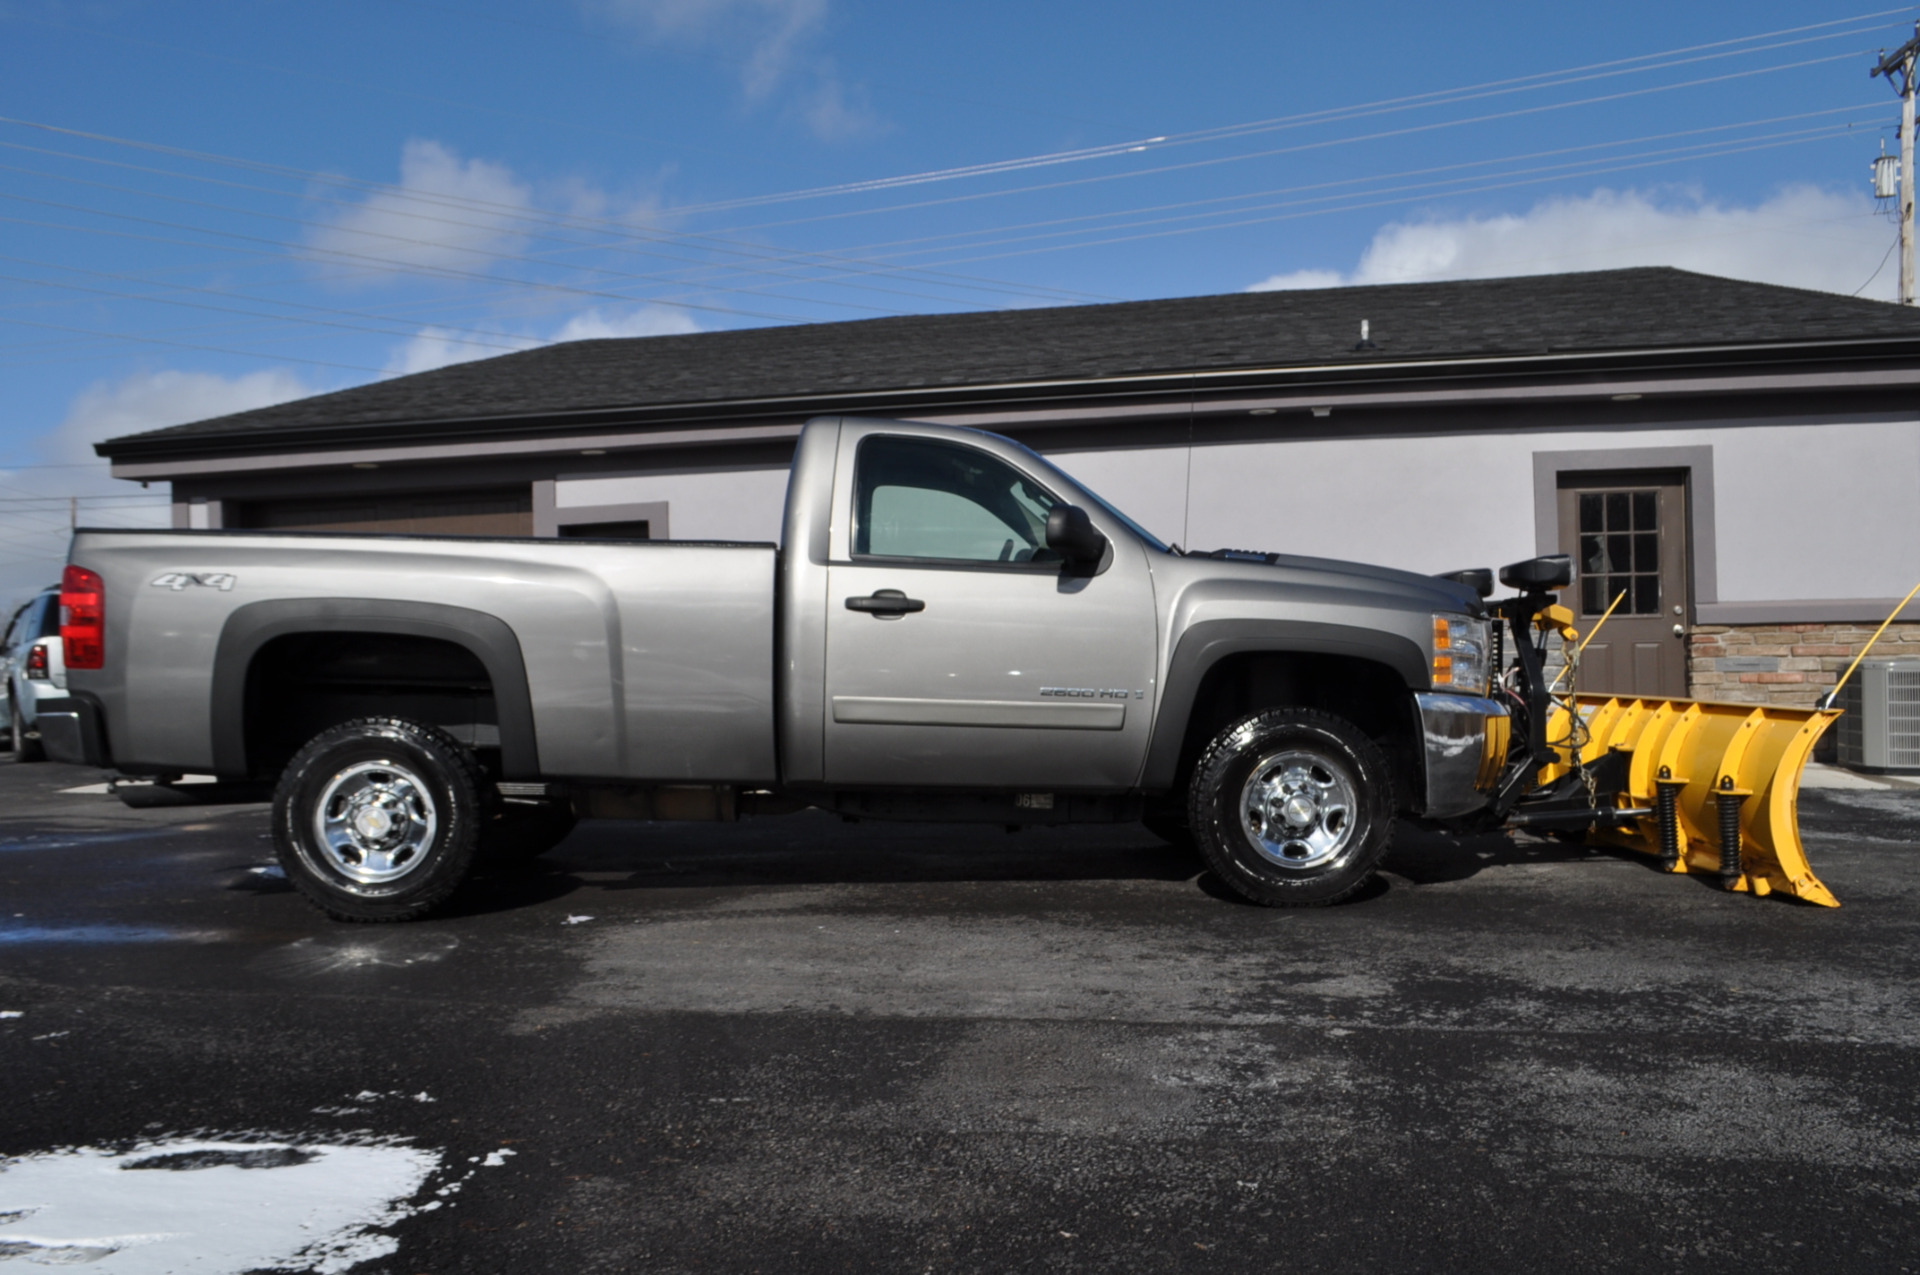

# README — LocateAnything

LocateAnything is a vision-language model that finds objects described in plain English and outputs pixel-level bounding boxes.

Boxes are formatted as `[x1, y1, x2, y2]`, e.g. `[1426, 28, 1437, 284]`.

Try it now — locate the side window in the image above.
[854, 436, 1062, 564]
[2, 602, 29, 651]
[34, 595, 60, 639]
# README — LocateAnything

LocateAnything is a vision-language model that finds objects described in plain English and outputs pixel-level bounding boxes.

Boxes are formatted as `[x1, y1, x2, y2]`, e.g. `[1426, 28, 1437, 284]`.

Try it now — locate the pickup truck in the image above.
[39, 415, 1512, 921]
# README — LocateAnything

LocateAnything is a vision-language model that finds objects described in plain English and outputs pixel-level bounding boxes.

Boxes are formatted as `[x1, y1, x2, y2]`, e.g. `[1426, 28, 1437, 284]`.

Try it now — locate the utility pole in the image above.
[1873, 24, 1920, 304]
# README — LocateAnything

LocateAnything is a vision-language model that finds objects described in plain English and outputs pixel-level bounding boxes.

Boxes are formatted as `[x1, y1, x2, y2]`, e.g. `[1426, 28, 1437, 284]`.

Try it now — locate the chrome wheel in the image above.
[1239, 749, 1357, 870]
[312, 760, 439, 884]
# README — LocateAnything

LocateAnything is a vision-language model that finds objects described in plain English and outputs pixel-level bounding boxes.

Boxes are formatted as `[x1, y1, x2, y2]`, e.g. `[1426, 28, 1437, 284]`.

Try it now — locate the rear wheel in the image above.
[1187, 708, 1393, 907]
[10, 693, 43, 763]
[272, 718, 487, 922]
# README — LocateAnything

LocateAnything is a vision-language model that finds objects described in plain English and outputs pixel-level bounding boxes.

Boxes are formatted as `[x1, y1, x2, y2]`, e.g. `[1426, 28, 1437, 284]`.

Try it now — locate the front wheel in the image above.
[273, 718, 488, 922]
[1186, 708, 1394, 907]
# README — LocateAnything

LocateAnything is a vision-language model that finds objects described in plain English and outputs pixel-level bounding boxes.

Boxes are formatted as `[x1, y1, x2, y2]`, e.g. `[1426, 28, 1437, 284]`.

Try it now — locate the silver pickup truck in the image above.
[41, 416, 1511, 921]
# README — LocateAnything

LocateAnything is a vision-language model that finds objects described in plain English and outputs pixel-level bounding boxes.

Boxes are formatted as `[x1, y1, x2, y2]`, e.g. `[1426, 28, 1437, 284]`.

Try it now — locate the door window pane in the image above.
[1570, 486, 1665, 616]
[855, 436, 1062, 563]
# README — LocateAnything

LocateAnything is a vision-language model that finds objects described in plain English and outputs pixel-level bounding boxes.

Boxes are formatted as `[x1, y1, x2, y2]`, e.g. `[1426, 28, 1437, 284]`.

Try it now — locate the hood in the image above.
[1181, 548, 1486, 615]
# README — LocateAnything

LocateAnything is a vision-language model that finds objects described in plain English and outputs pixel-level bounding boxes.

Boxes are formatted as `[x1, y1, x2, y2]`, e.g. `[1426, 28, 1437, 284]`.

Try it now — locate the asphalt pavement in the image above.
[2, 754, 1919, 1273]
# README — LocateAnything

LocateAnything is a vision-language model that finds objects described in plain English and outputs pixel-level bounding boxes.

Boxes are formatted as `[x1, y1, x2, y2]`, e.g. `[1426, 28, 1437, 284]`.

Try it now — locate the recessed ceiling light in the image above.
[1248, 408, 1277, 416]
[1611, 393, 1643, 402]
[580, 448, 607, 455]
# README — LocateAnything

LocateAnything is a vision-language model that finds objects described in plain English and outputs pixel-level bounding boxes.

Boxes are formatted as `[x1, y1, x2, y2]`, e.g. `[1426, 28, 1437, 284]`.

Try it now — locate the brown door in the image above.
[1556, 472, 1689, 698]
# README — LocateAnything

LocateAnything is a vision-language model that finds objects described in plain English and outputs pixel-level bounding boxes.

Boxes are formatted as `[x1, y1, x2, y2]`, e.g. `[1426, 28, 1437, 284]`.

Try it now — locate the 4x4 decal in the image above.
[151, 572, 237, 592]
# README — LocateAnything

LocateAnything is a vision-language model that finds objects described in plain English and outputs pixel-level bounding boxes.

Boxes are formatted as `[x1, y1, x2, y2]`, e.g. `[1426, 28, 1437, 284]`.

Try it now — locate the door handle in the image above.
[1672, 624, 1685, 637]
[845, 589, 925, 618]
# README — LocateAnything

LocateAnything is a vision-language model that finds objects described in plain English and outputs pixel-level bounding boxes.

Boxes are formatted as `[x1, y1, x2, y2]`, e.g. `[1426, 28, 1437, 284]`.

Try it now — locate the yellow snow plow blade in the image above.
[1540, 696, 1841, 907]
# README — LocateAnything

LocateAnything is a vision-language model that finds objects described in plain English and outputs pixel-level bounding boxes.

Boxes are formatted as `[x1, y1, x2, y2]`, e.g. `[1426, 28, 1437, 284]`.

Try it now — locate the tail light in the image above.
[24, 644, 49, 679]
[60, 564, 104, 670]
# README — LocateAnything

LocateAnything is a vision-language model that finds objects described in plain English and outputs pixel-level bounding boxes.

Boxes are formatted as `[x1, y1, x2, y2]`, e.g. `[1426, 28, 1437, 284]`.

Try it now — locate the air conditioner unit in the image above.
[1835, 658, 1920, 773]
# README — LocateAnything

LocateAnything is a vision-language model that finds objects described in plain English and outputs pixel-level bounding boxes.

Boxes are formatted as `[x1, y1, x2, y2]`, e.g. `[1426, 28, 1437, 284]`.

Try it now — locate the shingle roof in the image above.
[100, 267, 1920, 457]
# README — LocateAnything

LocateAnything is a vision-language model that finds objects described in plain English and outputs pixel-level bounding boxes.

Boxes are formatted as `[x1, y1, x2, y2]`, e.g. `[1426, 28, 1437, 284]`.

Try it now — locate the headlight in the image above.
[1431, 614, 1491, 694]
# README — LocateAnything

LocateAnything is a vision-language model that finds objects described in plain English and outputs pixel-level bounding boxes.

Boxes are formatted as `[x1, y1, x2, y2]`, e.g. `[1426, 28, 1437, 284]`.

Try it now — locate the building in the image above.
[97, 267, 1920, 706]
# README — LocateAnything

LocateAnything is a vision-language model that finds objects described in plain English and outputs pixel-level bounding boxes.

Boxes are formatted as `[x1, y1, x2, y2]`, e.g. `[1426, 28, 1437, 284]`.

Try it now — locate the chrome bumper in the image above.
[1413, 692, 1510, 819]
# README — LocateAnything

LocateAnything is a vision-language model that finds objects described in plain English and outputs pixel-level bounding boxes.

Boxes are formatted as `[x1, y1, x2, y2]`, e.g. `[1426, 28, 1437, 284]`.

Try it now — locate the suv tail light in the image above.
[60, 564, 104, 670]
[24, 643, 49, 679]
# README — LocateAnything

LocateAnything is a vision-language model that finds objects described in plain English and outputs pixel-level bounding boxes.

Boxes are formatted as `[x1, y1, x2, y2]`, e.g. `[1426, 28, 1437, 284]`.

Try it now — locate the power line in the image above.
[710, 50, 1878, 240]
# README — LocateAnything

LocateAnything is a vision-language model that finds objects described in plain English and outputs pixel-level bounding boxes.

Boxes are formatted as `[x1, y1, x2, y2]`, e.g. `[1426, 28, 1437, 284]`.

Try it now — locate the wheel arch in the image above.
[211, 599, 539, 780]
[1144, 620, 1426, 796]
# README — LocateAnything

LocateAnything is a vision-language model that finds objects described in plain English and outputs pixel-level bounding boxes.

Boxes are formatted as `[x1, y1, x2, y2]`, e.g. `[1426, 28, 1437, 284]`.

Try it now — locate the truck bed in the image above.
[70, 528, 780, 783]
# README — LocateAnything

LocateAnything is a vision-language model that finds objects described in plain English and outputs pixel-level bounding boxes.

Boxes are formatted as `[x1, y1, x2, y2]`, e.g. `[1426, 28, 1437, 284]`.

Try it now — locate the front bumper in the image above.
[1412, 692, 1510, 819]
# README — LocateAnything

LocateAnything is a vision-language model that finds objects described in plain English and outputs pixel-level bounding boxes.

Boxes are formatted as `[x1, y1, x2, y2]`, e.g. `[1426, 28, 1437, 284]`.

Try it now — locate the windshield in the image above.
[1005, 440, 1173, 554]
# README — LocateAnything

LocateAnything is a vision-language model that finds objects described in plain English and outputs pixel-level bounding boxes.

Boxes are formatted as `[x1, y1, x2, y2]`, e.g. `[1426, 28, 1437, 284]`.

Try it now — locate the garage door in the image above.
[237, 489, 533, 537]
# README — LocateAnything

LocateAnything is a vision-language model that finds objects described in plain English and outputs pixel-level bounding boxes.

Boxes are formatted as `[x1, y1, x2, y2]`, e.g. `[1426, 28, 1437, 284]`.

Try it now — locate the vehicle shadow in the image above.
[441, 810, 1205, 916]
[439, 809, 1673, 918]
[1382, 819, 1658, 886]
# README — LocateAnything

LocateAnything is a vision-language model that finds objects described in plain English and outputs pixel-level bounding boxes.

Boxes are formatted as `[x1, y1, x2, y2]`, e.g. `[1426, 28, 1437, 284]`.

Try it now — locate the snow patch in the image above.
[0, 1138, 439, 1274]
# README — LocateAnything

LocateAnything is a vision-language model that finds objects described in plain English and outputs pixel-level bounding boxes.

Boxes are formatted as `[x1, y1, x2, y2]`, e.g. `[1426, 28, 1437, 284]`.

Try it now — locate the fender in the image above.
[1143, 618, 1427, 790]
[210, 598, 539, 779]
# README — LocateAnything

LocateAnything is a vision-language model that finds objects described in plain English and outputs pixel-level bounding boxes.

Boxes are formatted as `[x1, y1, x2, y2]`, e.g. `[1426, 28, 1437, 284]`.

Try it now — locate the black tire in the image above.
[1186, 707, 1394, 907]
[480, 801, 578, 863]
[10, 694, 43, 763]
[272, 718, 489, 922]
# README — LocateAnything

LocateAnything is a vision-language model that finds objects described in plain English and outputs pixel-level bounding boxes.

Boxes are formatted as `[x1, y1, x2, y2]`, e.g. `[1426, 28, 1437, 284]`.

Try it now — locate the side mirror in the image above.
[1045, 505, 1107, 572]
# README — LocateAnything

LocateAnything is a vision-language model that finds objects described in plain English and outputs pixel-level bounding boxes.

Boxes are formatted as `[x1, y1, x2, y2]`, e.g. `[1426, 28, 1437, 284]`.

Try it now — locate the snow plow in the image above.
[1457, 555, 1846, 907]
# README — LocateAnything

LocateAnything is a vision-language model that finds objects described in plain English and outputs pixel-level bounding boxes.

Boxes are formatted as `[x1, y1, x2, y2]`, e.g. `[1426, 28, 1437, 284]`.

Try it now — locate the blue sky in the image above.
[1, 0, 1916, 602]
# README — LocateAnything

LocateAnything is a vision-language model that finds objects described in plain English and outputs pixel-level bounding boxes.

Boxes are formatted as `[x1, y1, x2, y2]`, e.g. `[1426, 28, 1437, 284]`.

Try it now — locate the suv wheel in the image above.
[10, 693, 43, 763]
[273, 718, 488, 922]
[1187, 708, 1393, 907]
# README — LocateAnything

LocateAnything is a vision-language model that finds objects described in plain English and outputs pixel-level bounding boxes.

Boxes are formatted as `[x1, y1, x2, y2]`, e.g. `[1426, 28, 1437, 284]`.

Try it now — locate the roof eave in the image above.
[97, 333, 1920, 463]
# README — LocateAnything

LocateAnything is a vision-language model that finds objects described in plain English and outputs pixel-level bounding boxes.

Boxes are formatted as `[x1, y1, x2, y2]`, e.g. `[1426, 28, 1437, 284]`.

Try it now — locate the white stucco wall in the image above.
[1046, 417, 1920, 606]
[554, 417, 1920, 608]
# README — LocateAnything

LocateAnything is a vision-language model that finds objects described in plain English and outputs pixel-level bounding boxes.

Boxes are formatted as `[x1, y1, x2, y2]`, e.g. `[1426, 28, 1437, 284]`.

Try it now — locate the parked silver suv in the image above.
[2, 585, 63, 762]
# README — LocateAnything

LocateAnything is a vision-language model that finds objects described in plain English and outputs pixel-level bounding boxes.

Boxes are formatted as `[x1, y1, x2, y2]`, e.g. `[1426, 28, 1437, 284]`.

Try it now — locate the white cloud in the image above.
[595, 0, 825, 97]
[550, 305, 703, 342]
[309, 140, 535, 280]
[801, 72, 882, 142]
[45, 368, 315, 464]
[1249, 186, 1900, 301]
[589, 0, 874, 139]
[383, 306, 701, 377]
[0, 368, 315, 608]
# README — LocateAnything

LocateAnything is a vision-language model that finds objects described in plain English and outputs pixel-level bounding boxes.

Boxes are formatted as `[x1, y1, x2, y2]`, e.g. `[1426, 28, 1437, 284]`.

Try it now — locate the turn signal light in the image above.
[60, 564, 104, 670]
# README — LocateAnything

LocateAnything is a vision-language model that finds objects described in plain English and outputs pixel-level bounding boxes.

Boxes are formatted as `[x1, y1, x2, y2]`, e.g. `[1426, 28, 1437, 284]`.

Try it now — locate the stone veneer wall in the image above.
[1688, 622, 1920, 707]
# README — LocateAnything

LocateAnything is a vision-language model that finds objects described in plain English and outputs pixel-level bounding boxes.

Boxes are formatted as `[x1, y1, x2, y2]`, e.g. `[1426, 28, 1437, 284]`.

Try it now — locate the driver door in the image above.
[822, 429, 1159, 790]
